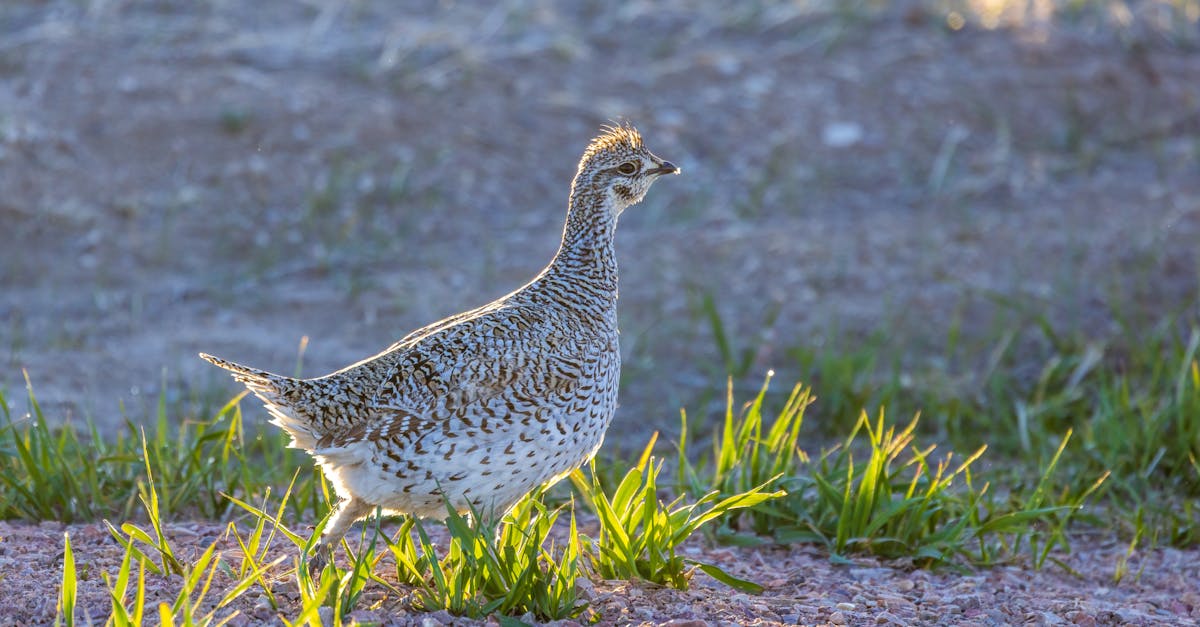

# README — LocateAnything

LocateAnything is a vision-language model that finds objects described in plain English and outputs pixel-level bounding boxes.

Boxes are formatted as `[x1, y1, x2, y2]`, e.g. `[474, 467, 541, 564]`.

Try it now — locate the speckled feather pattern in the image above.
[201, 124, 676, 552]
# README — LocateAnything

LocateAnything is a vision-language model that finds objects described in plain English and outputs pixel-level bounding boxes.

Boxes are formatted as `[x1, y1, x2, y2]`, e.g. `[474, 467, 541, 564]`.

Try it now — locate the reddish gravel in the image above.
[2, 520, 1197, 626]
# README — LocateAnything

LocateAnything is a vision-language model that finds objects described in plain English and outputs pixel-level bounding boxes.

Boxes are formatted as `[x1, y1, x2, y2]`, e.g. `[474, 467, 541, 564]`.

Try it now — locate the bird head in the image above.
[572, 124, 679, 213]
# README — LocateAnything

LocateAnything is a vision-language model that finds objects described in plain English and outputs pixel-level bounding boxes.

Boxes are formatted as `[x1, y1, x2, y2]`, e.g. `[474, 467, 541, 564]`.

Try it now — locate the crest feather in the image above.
[581, 123, 643, 163]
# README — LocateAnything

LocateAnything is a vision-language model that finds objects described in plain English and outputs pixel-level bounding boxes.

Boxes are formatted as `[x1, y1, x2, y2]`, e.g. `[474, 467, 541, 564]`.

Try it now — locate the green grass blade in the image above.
[56, 532, 77, 627]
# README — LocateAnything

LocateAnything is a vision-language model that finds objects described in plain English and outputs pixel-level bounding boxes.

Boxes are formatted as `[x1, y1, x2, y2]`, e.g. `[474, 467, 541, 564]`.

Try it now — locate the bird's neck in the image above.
[542, 186, 620, 309]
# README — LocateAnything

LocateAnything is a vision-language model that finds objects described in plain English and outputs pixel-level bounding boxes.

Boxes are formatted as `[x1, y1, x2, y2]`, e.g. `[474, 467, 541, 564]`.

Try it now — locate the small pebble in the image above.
[952, 593, 982, 610]
[1038, 611, 1066, 625]
[836, 602, 857, 611]
[830, 611, 848, 625]
[1070, 611, 1097, 627]
[822, 122, 864, 148]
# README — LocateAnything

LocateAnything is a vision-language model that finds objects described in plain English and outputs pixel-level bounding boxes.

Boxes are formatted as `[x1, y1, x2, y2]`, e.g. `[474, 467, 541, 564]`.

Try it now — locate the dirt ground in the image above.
[2, 0, 1200, 624]
[2, 519, 1198, 626]
[3, 0, 1198, 433]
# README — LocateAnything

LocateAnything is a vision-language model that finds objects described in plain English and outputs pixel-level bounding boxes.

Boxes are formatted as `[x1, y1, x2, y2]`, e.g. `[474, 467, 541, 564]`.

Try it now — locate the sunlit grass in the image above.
[571, 433, 781, 592]
[98, 468, 271, 626]
[56, 532, 76, 627]
[676, 374, 811, 536]
[407, 496, 586, 619]
[785, 320, 1200, 550]
[674, 375, 1109, 567]
[0, 376, 323, 524]
[227, 471, 588, 621]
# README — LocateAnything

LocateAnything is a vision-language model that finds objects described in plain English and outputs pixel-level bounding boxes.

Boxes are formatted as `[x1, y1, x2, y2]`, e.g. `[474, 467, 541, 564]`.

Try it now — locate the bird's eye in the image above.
[616, 162, 639, 175]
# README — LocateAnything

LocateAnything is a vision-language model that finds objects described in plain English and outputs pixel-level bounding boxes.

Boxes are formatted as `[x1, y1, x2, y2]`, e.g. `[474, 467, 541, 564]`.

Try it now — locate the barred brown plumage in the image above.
[199, 124, 679, 573]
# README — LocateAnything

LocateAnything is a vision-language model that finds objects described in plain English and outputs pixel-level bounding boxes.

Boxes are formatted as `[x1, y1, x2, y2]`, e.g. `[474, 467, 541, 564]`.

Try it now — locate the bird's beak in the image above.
[646, 160, 680, 176]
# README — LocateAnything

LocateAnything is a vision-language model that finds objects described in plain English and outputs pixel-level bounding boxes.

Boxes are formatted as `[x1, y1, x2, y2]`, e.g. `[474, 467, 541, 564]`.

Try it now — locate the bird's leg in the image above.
[307, 497, 374, 578]
[306, 542, 334, 579]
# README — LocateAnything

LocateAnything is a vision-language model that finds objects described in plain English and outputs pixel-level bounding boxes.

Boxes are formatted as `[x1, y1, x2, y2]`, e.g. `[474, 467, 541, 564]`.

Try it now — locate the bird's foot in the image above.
[306, 542, 334, 580]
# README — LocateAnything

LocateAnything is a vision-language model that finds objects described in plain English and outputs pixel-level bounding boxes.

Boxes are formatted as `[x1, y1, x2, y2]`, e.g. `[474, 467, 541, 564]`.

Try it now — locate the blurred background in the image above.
[1, 0, 1198, 445]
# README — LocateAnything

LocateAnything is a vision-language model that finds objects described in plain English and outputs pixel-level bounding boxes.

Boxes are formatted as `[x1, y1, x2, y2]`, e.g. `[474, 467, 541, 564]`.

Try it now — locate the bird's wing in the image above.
[376, 305, 588, 406]
[321, 306, 601, 450]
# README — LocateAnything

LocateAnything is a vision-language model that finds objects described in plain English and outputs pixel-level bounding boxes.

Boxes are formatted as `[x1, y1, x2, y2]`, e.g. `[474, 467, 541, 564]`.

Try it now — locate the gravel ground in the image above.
[2, 0, 1198, 434]
[2, 520, 1198, 626]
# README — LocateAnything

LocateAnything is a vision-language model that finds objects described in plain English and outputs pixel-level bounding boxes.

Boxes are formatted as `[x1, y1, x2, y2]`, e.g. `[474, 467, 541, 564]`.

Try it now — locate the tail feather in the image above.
[198, 352, 278, 395]
[199, 352, 321, 450]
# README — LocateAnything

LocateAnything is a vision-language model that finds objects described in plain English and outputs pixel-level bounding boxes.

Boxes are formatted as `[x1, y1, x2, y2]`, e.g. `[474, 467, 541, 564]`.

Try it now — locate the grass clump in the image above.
[103, 541, 150, 627]
[0, 376, 322, 524]
[780, 414, 1106, 568]
[676, 372, 811, 536]
[99, 535, 255, 627]
[226, 477, 384, 624]
[82, 449, 275, 627]
[229, 477, 588, 622]
[677, 374, 1108, 568]
[0, 373, 141, 522]
[571, 433, 782, 592]
[104, 437, 186, 576]
[404, 496, 586, 620]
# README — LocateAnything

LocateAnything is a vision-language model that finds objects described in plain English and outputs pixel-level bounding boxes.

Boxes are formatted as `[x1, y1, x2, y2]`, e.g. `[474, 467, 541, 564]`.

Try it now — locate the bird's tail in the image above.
[199, 352, 321, 450]
[199, 352, 280, 397]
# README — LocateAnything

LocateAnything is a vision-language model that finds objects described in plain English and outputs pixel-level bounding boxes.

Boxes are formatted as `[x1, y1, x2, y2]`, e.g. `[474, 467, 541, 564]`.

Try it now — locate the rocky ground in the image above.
[2, 0, 1197, 433]
[1, 520, 1198, 626]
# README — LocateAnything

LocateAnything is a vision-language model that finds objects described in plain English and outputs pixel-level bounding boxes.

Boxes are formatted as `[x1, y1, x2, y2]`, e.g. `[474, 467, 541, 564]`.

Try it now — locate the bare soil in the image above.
[2, 0, 1200, 624]
[2, 519, 1198, 626]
